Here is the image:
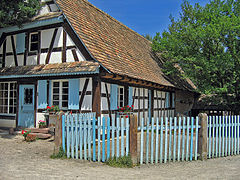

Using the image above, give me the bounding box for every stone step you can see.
[26,128,49,134]
[30,133,52,139]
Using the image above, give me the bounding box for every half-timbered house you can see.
[0,0,198,128]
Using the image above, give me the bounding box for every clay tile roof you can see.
[0,61,99,78]
[55,0,176,88]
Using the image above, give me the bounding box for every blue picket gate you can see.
[208,115,240,158]
[62,113,130,162]
[138,116,200,164]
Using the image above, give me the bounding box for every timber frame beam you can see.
[100,72,175,91]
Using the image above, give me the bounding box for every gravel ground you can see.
[0,130,240,180]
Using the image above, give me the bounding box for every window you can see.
[52,81,69,109]
[30,33,39,52]
[24,88,33,104]
[118,86,124,108]
[0,82,17,114]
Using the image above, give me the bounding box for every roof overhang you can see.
[0,61,99,79]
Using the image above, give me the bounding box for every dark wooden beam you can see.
[5,23,63,37]
[45,28,58,64]
[10,36,18,66]
[132,87,136,107]
[63,21,93,61]
[72,49,79,62]
[124,85,129,106]
[62,30,66,63]
[92,77,101,117]
[105,83,112,123]
[0,33,6,49]
[37,31,41,65]
[2,40,6,68]
[24,32,29,66]
[79,78,89,111]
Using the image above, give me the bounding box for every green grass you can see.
[50,147,67,159]
[106,155,133,168]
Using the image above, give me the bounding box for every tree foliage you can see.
[152,0,240,112]
[0,0,41,28]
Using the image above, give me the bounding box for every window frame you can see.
[117,86,124,108]
[51,80,69,110]
[29,32,39,52]
[0,81,17,115]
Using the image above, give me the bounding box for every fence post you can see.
[198,113,208,160]
[55,112,64,152]
[129,115,138,164]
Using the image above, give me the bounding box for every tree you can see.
[0,0,41,28]
[152,0,240,113]
[143,34,153,41]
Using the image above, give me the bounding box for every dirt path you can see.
[0,131,240,180]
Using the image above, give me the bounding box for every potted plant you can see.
[117,105,134,118]
[45,105,60,127]
[38,120,47,128]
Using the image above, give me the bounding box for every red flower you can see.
[127,105,129,108]
[21,130,24,134]
[129,107,131,110]
[51,105,54,107]
[126,115,129,118]
[70,111,72,115]
[47,106,51,109]
[117,106,119,109]
[131,105,134,107]
[121,108,123,110]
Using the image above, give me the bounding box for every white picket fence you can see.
[62,113,130,162]
[138,116,200,164]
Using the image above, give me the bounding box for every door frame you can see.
[17,83,37,128]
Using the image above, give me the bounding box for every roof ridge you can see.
[81,0,149,43]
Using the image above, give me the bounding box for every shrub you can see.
[106,155,133,168]
[25,134,36,142]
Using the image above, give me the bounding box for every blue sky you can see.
[88,0,210,37]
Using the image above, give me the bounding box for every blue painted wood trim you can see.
[0,16,64,36]
[16,33,25,54]
[128,87,133,106]
[92,116,96,162]
[62,115,65,152]
[68,79,80,110]
[102,117,106,162]
[107,117,111,160]
[110,84,118,110]
[48,80,52,106]
[38,80,48,109]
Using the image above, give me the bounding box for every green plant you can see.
[25,134,36,142]
[50,147,67,159]
[47,105,60,114]
[106,155,133,168]
[21,130,31,139]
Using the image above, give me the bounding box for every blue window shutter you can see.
[165,92,169,108]
[110,84,118,110]
[16,33,25,54]
[172,93,175,108]
[128,87,133,106]
[38,80,47,109]
[48,80,52,106]
[68,79,80,110]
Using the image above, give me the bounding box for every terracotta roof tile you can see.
[55,0,197,90]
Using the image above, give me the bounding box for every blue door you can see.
[18,85,35,128]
